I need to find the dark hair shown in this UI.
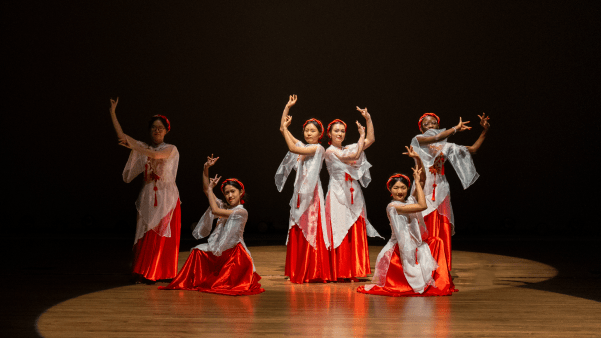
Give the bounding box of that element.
[387,173,411,192]
[304,119,323,134]
[221,180,248,205]
[148,116,169,131]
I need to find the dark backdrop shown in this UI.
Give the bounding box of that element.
[4,1,600,241]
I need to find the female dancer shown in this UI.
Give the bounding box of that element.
[358,149,443,296]
[325,108,382,281]
[109,97,181,283]
[410,112,490,288]
[275,95,334,283]
[160,155,264,295]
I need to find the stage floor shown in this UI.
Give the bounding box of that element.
[36,245,601,337]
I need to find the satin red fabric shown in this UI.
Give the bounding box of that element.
[285,220,334,283]
[424,209,453,272]
[356,246,454,297]
[159,243,264,296]
[424,209,456,295]
[132,199,181,281]
[332,216,371,280]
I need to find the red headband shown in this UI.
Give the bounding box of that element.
[153,114,171,131]
[327,119,347,145]
[418,113,440,132]
[303,118,324,140]
[386,174,411,191]
[220,178,245,204]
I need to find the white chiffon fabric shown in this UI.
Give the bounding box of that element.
[410,129,479,235]
[191,199,255,271]
[365,197,438,293]
[275,142,329,249]
[123,141,180,244]
[324,144,382,248]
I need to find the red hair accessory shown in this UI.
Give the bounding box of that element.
[327,119,347,145]
[303,118,325,140]
[220,178,245,204]
[386,174,411,192]
[153,114,171,131]
[418,113,440,132]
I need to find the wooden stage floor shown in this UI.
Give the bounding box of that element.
[35,245,601,337]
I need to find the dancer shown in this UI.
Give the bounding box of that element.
[275,95,334,283]
[410,112,490,290]
[160,155,264,296]
[358,151,442,296]
[109,97,181,283]
[324,108,382,281]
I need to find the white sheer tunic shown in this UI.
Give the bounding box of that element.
[123,141,180,244]
[410,129,479,235]
[275,142,329,249]
[325,144,382,249]
[365,198,438,293]
[191,200,255,271]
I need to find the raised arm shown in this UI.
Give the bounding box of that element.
[109,97,128,141]
[393,166,427,214]
[203,154,219,193]
[357,107,375,149]
[416,117,471,145]
[280,95,300,144]
[335,121,365,163]
[205,174,236,217]
[465,113,490,154]
[403,146,426,188]
[281,116,319,156]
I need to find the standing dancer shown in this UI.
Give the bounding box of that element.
[275,95,333,283]
[160,155,264,295]
[109,97,181,283]
[358,151,442,297]
[325,108,382,281]
[410,112,490,292]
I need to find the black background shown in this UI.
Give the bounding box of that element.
[3,2,601,336]
[4,1,600,239]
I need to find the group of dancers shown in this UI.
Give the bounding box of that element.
[109,94,490,297]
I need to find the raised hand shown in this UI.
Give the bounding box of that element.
[208,174,222,190]
[286,94,298,108]
[118,137,131,149]
[455,117,472,132]
[402,145,419,158]
[204,154,219,169]
[478,113,491,130]
[412,166,423,183]
[283,115,292,129]
[356,106,371,120]
[356,121,366,137]
[110,97,119,112]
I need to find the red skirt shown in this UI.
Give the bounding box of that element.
[159,243,264,296]
[132,199,181,281]
[285,220,334,283]
[331,216,371,280]
[424,209,457,294]
[357,246,452,297]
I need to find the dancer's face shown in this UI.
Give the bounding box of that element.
[421,116,439,133]
[329,123,346,147]
[390,181,409,202]
[223,185,243,206]
[303,124,322,144]
[150,120,168,145]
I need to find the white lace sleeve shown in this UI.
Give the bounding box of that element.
[122,140,148,183]
[444,143,479,189]
[275,141,303,192]
[209,208,248,256]
[338,143,372,187]
[192,199,225,239]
